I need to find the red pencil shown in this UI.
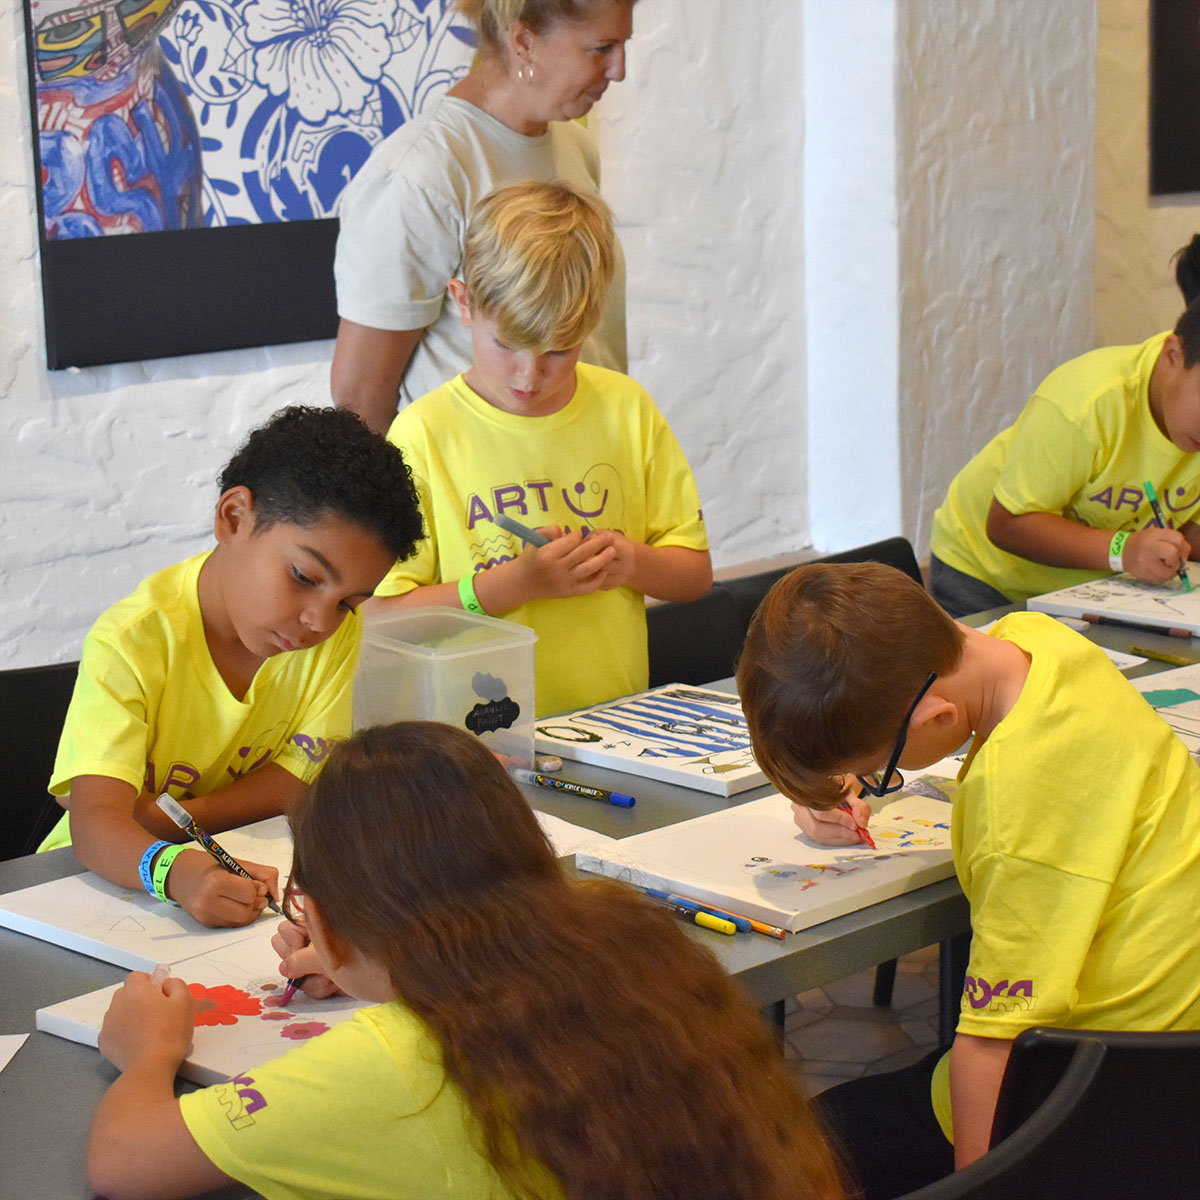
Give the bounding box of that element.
[840,800,877,849]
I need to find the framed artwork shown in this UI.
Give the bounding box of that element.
[23,0,474,367]
[1149,0,1200,196]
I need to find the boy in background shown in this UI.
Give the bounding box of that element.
[737,561,1200,1198]
[368,181,711,716]
[45,407,422,928]
[928,303,1200,617]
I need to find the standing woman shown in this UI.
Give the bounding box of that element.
[332,0,632,432]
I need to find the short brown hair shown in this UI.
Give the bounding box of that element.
[736,562,964,808]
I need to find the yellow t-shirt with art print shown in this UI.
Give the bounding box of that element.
[42,551,360,850]
[930,332,1200,603]
[930,611,1200,1141]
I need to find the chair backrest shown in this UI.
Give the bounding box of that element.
[723,536,924,630]
[645,585,746,688]
[897,1026,1200,1199]
[0,661,79,860]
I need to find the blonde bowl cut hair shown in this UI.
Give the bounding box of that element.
[463,180,615,352]
[458,0,635,55]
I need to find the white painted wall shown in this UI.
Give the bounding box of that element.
[898,0,1095,556]
[1095,0,1200,345]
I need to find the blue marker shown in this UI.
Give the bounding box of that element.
[490,513,551,547]
[511,768,635,808]
[645,888,752,932]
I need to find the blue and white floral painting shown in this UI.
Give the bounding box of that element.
[29,0,475,237]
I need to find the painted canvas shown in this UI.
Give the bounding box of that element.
[575,774,959,934]
[1027,567,1200,636]
[1133,663,1200,758]
[23,0,474,364]
[0,816,292,970]
[37,926,365,1084]
[534,685,767,796]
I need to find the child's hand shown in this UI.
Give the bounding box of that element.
[593,529,638,590]
[790,783,873,845]
[520,526,617,599]
[1122,526,1192,584]
[168,849,279,927]
[271,919,343,999]
[98,970,195,1074]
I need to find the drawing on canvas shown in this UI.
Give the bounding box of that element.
[37,925,365,1085]
[534,686,766,795]
[1133,663,1200,757]
[1028,567,1200,631]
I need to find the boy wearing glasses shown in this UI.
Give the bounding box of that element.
[736,561,1200,1198]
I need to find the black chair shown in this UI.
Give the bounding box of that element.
[645,584,746,688]
[0,661,79,860]
[897,1026,1200,1199]
[724,535,924,629]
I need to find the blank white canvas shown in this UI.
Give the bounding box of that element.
[576,786,956,933]
[0,817,293,971]
[37,925,365,1086]
[1028,568,1200,634]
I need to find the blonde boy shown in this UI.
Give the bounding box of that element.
[737,562,1200,1196]
[368,181,711,716]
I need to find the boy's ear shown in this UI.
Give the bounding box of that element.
[213,486,257,543]
[448,279,472,328]
[1162,333,1186,373]
[909,688,957,734]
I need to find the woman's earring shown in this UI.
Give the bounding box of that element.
[517,60,534,84]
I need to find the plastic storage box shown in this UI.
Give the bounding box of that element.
[352,607,537,767]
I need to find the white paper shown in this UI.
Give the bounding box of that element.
[575,781,957,934]
[0,1034,28,1074]
[0,817,293,971]
[535,685,766,796]
[37,926,365,1086]
[535,810,617,857]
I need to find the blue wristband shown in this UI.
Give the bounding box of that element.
[139,840,171,898]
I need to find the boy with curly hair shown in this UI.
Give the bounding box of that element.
[44,406,423,928]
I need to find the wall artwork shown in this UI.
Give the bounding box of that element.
[1149,0,1200,195]
[23,0,474,366]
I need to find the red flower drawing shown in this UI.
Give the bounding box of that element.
[189,983,264,1027]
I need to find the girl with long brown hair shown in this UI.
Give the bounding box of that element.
[88,721,845,1200]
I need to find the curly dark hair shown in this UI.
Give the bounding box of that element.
[219,406,423,561]
[292,721,848,1200]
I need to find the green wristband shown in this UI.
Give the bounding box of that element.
[1109,530,1130,573]
[152,843,187,905]
[458,572,486,615]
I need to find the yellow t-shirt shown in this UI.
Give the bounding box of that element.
[931,612,1200,1140]
[42,552,360,849]
[378,364,708,716]
[930,333,1200,603]
[180,1002,563,1200]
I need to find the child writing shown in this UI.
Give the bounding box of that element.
[45,407,422,928]
[928,300,1200,617]
[366,181,712,716]
[87,720,847,1200]
[736,562,1200,1199]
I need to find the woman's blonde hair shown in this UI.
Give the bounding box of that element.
[458,0,634,54]
[463,180,615,352]
[291,721,848,1200]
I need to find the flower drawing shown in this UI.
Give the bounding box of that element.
[280,1020,330,1039]
[243,0,396,123]
[189,983,264,1026]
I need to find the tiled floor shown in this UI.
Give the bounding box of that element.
[783,942,944,1097]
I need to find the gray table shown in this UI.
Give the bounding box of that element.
[3,635,1195,1200]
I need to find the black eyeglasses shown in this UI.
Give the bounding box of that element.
[855,671,938,798]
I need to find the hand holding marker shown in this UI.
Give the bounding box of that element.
[155,794,282,915]
[1143,480,1192,591]
[490,512,551,548]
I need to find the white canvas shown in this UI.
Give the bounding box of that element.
[575,778,957,933]
[1027,567,1200,635]
[534,685,767,796]
[0,817,293,971]
[1132,663,1200,757]
[36,927,365,1086]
